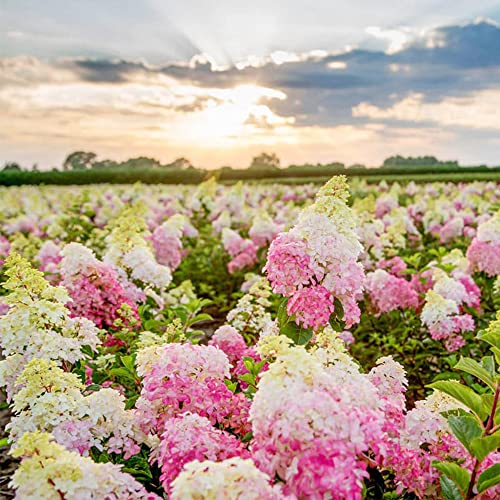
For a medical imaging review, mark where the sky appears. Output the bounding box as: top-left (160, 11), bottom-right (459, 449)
top-left (1, 1), bottom-right (500, 169)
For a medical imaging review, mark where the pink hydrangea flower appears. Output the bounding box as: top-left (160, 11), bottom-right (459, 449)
top-left (467, 239), bottom-right (500, 276)
top-left (135, 344), bottom-right (251, 437)
top-left (287, 285), bottom-right (335, 331)
top-left (264, 233), bottom-right (316, 296)
top-left (152, 413), bottom-right (249, 494)
top-left (65, 267), bottom-right (139, 329)
top-left (365, 270), bottom-right (419, 315)
top-left (151, 228), bottom-right (183, 270)
top-left (209, 326), bottom-right (248, 365)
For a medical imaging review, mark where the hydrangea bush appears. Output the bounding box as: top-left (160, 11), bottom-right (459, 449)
top-left (0, 177), bottom-right (498, 499)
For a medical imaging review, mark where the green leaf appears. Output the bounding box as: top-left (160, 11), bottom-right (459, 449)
top-left (173, 309), bottom-right (188, 324)
top-left (433, 461), bottom-right (470, 494)
top-left (242, 431), bottom-right (253, 443)
top-left (238, 373), bottom-right (255, 385)
top-left (454, 357), bottom-right (496, 391)
top-left (481, 394), bottom-right (500, 426)
top-left (491, 346), bottom-right (500, 366)
top-left (428, 381), bottom-right (488, 420)
top-left (198, 298), bottom-right (213, 309)
top-left (333, 297), bottom-right (344, 321)
top-left (191, 313), bottom-right (212, 324)
top-left (120, 355), bottom-right (135, 372)
top-left (254, 360), bottom-right (266, 374)
top-left (281, 321), bottom-right (312, 345)
top-left (481, 356), bottom-right (495, 379)
top-left (277, 298), bottom-right (289, 328)
top-left (224, 379), bottom-right (237, 393)
top-left (470, 431), bottom-right (500, 461)
top-left (143, 319), bottom-right (165, 331)
top-left (439, 474), bottom-right (465, 500)
top-left (0, 437), bottom-right (9, 448)
top-left (477, 463), bottom-right (500, 493)
top-left (447, 415), bottom-right (483, 453)
top-left (478, 330), bottom-right (500, 350)
top-left (433, 372), bottom-right (461, 382)
top-left (243, 358), bottom-right (254, 373)
top-left (125, 394), bottom-right (139, 410)
top-left (85, 384), bottom-right (102, 392)
top-left (329, 315), bottom-right (346, 332)
top-left (108, 367), bottom-right (135, 381)
top-left (122, 467), bottom-right (153, 481)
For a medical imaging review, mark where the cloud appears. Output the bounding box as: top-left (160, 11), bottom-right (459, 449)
top-left (365, 26), bottom-right (417, 54)
top-left (353, 90), bottom-right (500, 130)
top-left (1, 19), bottom-right (500, 166)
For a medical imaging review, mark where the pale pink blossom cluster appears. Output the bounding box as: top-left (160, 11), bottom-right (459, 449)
top-left (376, 256), bottom-right (408, 276)
top-left (439, 216), bottom-right (464, 243)
top-left (0, 253), bottom-right (101, 399)
top-left (150, 214), bottom-right (195, 270)
top-left (421, 254), bottom-right (481, 351)
top-left (250, 337), bottom-right (389, 499)
top-left (466, 212), bottom-right (500, 276)
top-left (222, 227), bottom-right (259, 274)
top-left (209, 325), bottom-right (267, 387)
top-left (208, 325), bottom-right (249, 365)
top-left (248, 211), bottom-right (281, 248)
top-left (60, 243), bottom-right (139, 329)
top-left (286, 285), bottom-right (336, 330)
top-left (36, 240), bottom-right (62, 276)
top-left (0, 234), bottom-right (10, 265)
top-left (170, 457), bottom-right (283, 500)
top-left (374, 193), bottom-right (399, 218)
top-left (365, 269), bottom-right (419, 315)
top-left (135, 343), bottom-right (251, 438)
top-left (264, 232), bottom-right (317, 296)
top-left (151, 413), bottom-right (249, 493)
top-left (264, 176), bottom-right (365, 330)
top-left (382, 390), bottom-right (468, 498)
top-left (8, 358), bottom-right (142, 459)
top-left (11, 432), bottom-right (159, 500)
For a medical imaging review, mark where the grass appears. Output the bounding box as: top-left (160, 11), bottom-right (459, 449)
top-left (252, 171), bottom-right (500, 185)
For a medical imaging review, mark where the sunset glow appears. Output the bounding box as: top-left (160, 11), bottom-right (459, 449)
top-left (1, 2), bottom-right (500, 168)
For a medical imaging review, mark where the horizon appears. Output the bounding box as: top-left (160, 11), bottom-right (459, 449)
top-left (4, 152), bottom-right (491, 172)
top-left (1, 1), bottom-right (500, 168)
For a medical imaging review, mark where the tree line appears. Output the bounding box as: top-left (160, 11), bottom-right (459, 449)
top-left (1, 152), bottom-right (498, 186)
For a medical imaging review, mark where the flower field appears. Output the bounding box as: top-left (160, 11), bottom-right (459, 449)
top-left (0, 176), bottom-right (499, 499)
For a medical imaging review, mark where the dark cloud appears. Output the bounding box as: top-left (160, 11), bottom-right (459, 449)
top-left (172, 95), bottom-right (223, 113)
top-left (400, 20), bottom-right (500, 69)
top-left (67, 58), bottom-right (149, 83)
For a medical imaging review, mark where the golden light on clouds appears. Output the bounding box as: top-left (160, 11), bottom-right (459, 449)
top-left (173, 84), bottom-right (294, 142)
top-left (2, 14), bottom-right (500, 170)
top-left (327, 61), bottom-right (347, 70)
top-left (353, 89), bottom-right (500, 130)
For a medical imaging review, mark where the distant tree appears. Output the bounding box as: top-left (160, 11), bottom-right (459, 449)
top-left (218, 166), bottom-right (235, 180)
top-left (250, 152), bottom-right (281, 169)
top-left (63, 151), bottom-right (97, 171)
top-left (121, 157), bottom-right (160, 169)
top-left (92, 159), bottom-right (118, 169)
top-left (2, 162), bottom-right (22, 171)
top-left (383, 155), bottom-right (440, 167)
top-left (165, 157), bottom-right (193, 169)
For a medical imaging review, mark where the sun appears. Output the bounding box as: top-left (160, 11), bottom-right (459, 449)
top-left (179, 84), bottom-right (292, 142)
